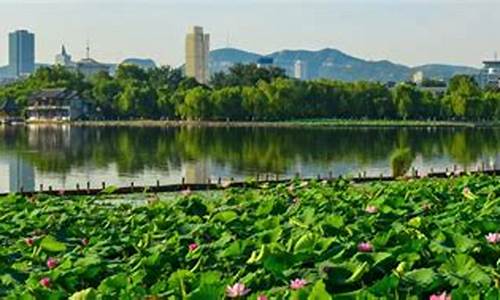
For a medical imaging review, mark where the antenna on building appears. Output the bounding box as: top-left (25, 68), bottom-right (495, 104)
top-left (86, 40), bottom-right (90, 59)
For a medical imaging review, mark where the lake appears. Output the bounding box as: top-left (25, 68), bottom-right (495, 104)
top-left (0, 124), bottom-right (499, 193)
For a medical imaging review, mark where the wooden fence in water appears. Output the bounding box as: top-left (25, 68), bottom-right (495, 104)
top-left (1, 164), bottom-right (498, 197)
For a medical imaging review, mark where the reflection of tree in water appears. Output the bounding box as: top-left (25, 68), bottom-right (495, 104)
top-left (445, 129), bottom-right (494, 166)
top-left (0, 126), bottom-right (498, 175)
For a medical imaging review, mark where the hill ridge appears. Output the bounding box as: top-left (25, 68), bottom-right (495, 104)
top-left (209, 47), bottom-right (478, 82)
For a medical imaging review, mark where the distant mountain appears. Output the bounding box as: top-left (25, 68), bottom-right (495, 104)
top-left (268, 48), bottom-right (411, 82)
top-left (411, 64), bottom-right (478, 81)
top-left (209, 48), bottom-right (261, 74)
top-left (209, 48), bottom-right (479, 82)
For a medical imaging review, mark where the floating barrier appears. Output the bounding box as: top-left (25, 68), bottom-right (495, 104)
top-left (1, 167), bottom-right (497, 197)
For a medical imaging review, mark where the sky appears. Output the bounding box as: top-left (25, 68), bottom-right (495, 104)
top-left (0, 0), bottom-right (498, 68)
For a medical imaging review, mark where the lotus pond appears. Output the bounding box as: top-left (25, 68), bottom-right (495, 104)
top-left (1, 176), bottom-right (499, 299)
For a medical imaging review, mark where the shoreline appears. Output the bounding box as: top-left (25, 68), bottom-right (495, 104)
top-left (57, 119), bottom-right (500, 128)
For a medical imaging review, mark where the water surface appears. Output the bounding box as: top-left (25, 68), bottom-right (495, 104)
top-left (0, 125), bottom-right (498, 193)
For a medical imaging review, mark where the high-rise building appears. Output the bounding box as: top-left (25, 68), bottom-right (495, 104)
top-left (9, 30), bottom-right (35, 77)
top-left (185, 26), bottom-right (210, 84)
top-left (294, 60), bottom-right (308, 80)
top-left (257, 57), bottom-right (274, 69)
top-left (411, 71), bottom-right (424, 85)
top-left (479, 60), bottom-right (500, 88)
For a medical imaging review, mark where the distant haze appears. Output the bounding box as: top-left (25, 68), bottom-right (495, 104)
top-left (0, 0), bottom-right (499, 68)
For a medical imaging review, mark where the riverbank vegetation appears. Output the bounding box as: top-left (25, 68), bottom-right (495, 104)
top-left (1, 176), bottom-right (499, 298)
top-left (0, 63), bottom-right (499, 121)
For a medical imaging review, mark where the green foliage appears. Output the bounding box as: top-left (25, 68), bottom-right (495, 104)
top-left (177, 87), bottom-right (213, 120)
top-left (40, 235), bottom-right (67, 252)
top-left (1, 64), bottom-right (499, 121)
top-left (308, 281), bottom-right (331, 300)
top-left (390, 148), bottom-right (415, 177)
top-left (210, 63), bottom-right (287, 89)
top-left (1, 176), bottom-right (499, 298)
top-left (392, 84), bottom-right (423, 119)
top-left (443, 75), bottom-right (483, 120)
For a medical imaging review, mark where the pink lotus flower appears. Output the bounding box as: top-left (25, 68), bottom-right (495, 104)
top-left (181, 188), bottom-right (191, 196)
top-left (46, 257), bottom-right (58, 269)
top-left (81, 238), bottom-right (89, 246)
top-left (257, 295), bottom-right (268, 300)
top-left (226, 283), bottom-right (250, 298)
top-left (58, 189), bottom-right (65, 196)
top-left (429, 292), bottom-right (451, 300)
top-left (290, 278), bottom-right (307, 290)
top-left (485, 233), bottom-right (500, 244)
top-left (39, 277), bottom-right (51, 288)
top-left (357, 242), bottom-right (373, 252)
top-left (188, 243), bottom-right (198, 252)
top-left (25, 237), bottom-right (34, 247)
top-left (365, 205), bottom-right (378, 214)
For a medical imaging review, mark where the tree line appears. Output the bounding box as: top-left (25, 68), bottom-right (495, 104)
top-left (0, 63), bottom-right (499, 121)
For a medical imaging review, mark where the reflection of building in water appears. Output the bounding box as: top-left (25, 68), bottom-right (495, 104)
top-left (183, 160), bottom-right (209, 184)
top-left (10, 156), bottom-right (35, 192)
top-left (0, 155), bottom-right (35, 192)
top-left (27, 124), bottom-right (72, 149)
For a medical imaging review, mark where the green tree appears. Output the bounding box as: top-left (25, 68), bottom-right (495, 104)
top-left (148, 66), bottom-right (184, 90)
top-left (210, 87), bottom-right (245, 120)
top-left (444, 75), bottom-right (482, 119)
top-left (210, 63), bottom-right (287, 88)
top-left (115, 83), bottom-right (156, 118)
top-left (177, 87), bottom-right (213, 120)
top-left (392, 84), bottom-right (422, 119)
top-left (91, 72), bottom-right (122, 118)
top-left (241, 86), bottom-right (268, 120)
top-left (482, 91), bottom-right (500, 120)
top-left (115, 64), bottom-right (148, 82)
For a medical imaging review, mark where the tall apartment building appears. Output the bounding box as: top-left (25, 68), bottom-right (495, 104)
top-left (294, 60), bottom-right (308, 80)
top-left (9, 30), bottom-right (35, 77)
top-left (257, 57), bottom-right (274, 69)
top-left (185, 26), bottom-right (210, 84)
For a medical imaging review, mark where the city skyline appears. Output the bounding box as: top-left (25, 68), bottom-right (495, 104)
top-left (1, 0), bottom-right (500, 68)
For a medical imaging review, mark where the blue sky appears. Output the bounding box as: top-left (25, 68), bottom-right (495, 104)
top-left (0, 0), bottom-right (498, 67)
